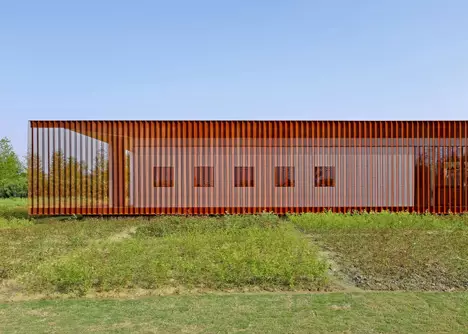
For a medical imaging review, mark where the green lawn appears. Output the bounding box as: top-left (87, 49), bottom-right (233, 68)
top-left (0, 198), bottom-right (30, 228)
top-left (1, 292), bottom-right (467, 333)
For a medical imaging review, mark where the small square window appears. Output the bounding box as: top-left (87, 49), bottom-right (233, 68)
top-left (235, 167), bottom-right (254, 187)
top-left (194, 166), bottom-right (214, 187)
top-left (315, 166), bottom-right (335, 187)
top-left (275, 167), bottom-right (295, 187)
top-left (154, 167), bottom-right (174, 187)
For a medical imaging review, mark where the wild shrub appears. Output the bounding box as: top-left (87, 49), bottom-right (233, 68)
top-left (135, 213), bottom-right (280, 237)
top-left (289, 211), bottom-right (468, 231)
top-left (32, 222), bottom-right (329, 295)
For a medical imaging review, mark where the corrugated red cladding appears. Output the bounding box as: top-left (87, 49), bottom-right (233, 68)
top-left (28, 121), bottom-right (468, 215)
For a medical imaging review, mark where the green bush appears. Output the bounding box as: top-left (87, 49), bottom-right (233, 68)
top-left (0, 178), bottom-right (28, 198)
top-left (0, 137), bottom-right (27, 198)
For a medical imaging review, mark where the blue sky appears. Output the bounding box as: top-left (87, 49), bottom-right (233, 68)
top-left (1, 0), bottom-right (467, 155)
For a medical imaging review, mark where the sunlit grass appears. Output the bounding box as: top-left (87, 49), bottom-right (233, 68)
top-left (1, 292), bottom-right (467, 333)
top-left (290, 211), bottom-right (468, 290)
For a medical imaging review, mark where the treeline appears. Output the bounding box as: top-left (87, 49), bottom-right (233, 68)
top-left (0, 137), bottom-right (27, 198)
top-left (0, 137), bottom-right (114, 199)
top-left (29, 150), bottom-right (110, 200)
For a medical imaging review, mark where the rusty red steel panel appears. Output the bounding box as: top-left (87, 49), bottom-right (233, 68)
top-left (28, 120), bottom-right (468, 215)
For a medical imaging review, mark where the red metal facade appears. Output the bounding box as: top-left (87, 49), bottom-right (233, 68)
top-left (29, 120), bottom-right (468, 215)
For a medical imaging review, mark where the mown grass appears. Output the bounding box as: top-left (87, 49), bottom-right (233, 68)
top-left (0, 197), bottom-right (27, 213)
top-left (1, 292), bottom-right (467, 333)
top-left (0, 198), bottom-right (31, 229)
top-left (290, 212), bottom-right (468, 291)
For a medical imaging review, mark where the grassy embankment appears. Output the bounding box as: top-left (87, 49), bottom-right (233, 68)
top-left (0, 201), bottom-right (328, 296)
top-left (290, 212), bottom-right (468, 291)
top-left (1, 199), bottom-right (467, 333)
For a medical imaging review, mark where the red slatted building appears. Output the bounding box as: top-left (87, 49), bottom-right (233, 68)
top-left (29, 120), bottom-right (468, 215)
